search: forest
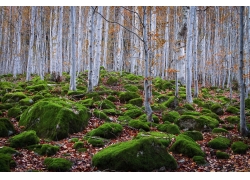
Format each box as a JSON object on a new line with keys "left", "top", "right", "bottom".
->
{"left": 0, "top": 6, "right": 250, "bottom": 172}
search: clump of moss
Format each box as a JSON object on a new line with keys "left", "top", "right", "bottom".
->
{"left": 26, "top": 84, "right": 48, "bottom": 92}
{"left": 0, "top": 118, "right": 15, "bottom": 137}
{"left": 157, "top": 124, "right": 180, "bottom": 135}
{"left": 225, "top": 106, "right": 239, "bottom": 115}
{"left": 87, "top": 123, "right": 123, "bottom": 139}
{"left": 161, "top": 96, "right": 177, "bottom": 108}
{"left": 124, "top": 108, "right": 144, "bottom": 119}
{"left": 193, "top": 156, "right": 206, "bottom": 165}
{"left": 0, "top": 153, "right": 16, "bottom": 172}
{"left": 183, "top": 104, "right": 195, "bottom": 111}
{"left": 245, "top": 98, "right": 250, "bottom": 109}
{"left": 193, "top": 98, "right": 204, "bottom": 106}
{"left": 225, "top": 116, "right": 239, "bottom": 124}
{"left": 9, "top": 130, "right": 39, "bottom": 148}
{"left": 43, "top": 157, "right": 72, "bottom": 172}
{"left": 216, "top": 151, "right": 229, "bottom": 159}
{"left": 85, "top": 92, "right": 101, "bottom": 101}
{"left": 231, "top": 141, "right": 248, "bottom": 154}
{"left": 207, "top": 137, "right": 231, "bottom": 150}
{"left": 106, "top": 76, "right": 118, "bottom": 86}
{"left": 93, "top": 109, "right": 110, "bottom": 121}
{"left": 212, "top": 128, "right": 228, "bottom": 134}
{"left": 19, "top": 98, "right": 34, "bottom": 106}
{"left": 162, "top": 111, "right": 180, "bottom": 123}
{"left": 0, "top": 146, "right": 18, "bottom": 155}
{"left": 117, "top": 115, "right": 132, "bottom": 124}
{"left": 87, "top": 138, "right": 105, "bottom": 147}
{"left": 73, "top": 141, "right": 84, "bottom": 149}
{"left": 124, "top": 84, "right": 139, "bottom": 92}
{"left": 221, "top": 124, "right": 235, "bottom": 130}
{"left": 7, "top": 107, "right": 22, "bottom": 118}
{"left": 2, "top": 92, "right": 27, "bottom": 103}
{"left": 169, "top": 134, "right": 205, "bottom": 158}
{"left": 28, "top": 144, "right": 59, "bottom": 156}
{"left": 210, "top": 104, "right": 224, "bottom": 115}
{"left": 94, "top": 99, "right": 116, "bottom": 109}
{"left": 119, "top": 91, "right": 140, "bottom": 102}
{"left": 92, "top": 137, "right": 177, "bottom": 171}
{"left": 128, "top": 120, "right": 150, "bottom": 131}
{"left": 69, "top": 138, "right": 79, "bottom": 143}
{"left": 137, "top": 114, "right": 159, "bottom": 124}
{"left": 181, "top": 131, "right": 203, "bottom": 141}
{"left": 0, "top": 103, "right": 14, "bottom": 110}
{"left": 79, "top": 98, "right": 94, "bottom": 107}
{"left": 103, "top": 109, "right": 122, "bottom": 116}
{"left": 201, "top": 109, "right": 212, "bottom": 114}
{"left": 129, "top": 98, "right": 143, "bottom": 107}
{"left": 182, "top": 111, "right": 201, "bottom": 116}
{"left": 107, "top": 95, "right": 116, "bottom": 102}
{"left": 155, "top": 95, "right": 169, "bottom": 103}
{"left": 176, "top": 115, "right": 198, "bottom": 130}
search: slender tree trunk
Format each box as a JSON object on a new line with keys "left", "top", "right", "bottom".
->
{"left": 58, "top": 6, "right": 63, "bottom": 78}
{"left": 70, "top": 6, "right": 76, "bottom": 91}
{"left": 202, "top": 8, "right": 206, "bottom": 87}
{"left": 103, "top": 6, "right": 110, "bottom": 69}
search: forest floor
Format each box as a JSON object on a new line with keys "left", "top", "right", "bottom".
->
{"left": 1, "top": 71, "right": 250, "bottom": 172}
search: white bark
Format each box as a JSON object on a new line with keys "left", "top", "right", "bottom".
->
{"left": 116, "top": 7, "right": 124, "bottom": 73}
{"left": 70, "top": 6, "right": 76, "bottom": 91}
{"left": 193, "top": 7, "right": 199, "bottom": 97}
{"left": 103, "top": 6, "right": 110, "bottom": 69}
{"left": 57, "top": 6, "right": 63, "bottom": 77}
{"left": 51, "top": 7, "right": 58, "bottom": 75}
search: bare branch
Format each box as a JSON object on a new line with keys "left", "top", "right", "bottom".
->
{"left": 121, "top": 6, "right": 144, "bottom": 27}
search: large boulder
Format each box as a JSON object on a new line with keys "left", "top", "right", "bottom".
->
{"left": 19, "top": 98, "right": 90, "bottom": 140}
{"left": 0, "top": 118, "right": 15, "bottom": 137}
{"left": 92, "top": 137, "right": 177, "bottom": 171}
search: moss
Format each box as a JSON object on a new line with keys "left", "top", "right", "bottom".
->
{"left": 161, "top": 96, "right": 176, "bottom": 108}
{"left": 106, "top": 76, "right": 118, "bottom": 86}
{"left": 94, "top": 99, "right": 116, "bottom": 109}
{"left": 92, "top": 137, "right": 177, "bottom": 171}
{"left": 169, "top": 134, "right": 205, "bottom": 158}
{"left": 2, "top": 92, "right": 27, "bottom": 103}
{"left": 26, "top": 84, "right": 48, "bottom": 92}
{"left": 43, "top": 157, "right": 72, "bottom": 172}
{"left": 181, "top": 131, "right": 203, "bottom": 141}
{"left": 193, "top": 98, "right": 204, "bottom": 106}
{"left": 28, "top": 144, "right": 59, "bottom": 156}
{"left": 85, "top": 92, "right": 101, "bottom": 101}
{"left": 128, "top": 120, "right": 150, "bottom": 131}
{"left": 73, "top": 141, "right": 84, "bottom": 149}
{"left": 201, "top": 109, "right": 212, "bottom": 114}
{"left": 123, "top": 104, "right": 138, "bottom": 110}
{"left": 9, "top": 130, "right": 39, "bottom": 148}
{"left": 225, "top": 106, "right": 239, "bottom": 115}
{"left": 151, "top": 103, "right": 166, "bottom": 112}
{"left": 19, "top": 98, "right": 34, "bottom": 106}
{"left": 119, "top": 91, "right": 140, "bottom": 102}
{"left": 124, "top": 84, "right": 139, "bottom": 92}
{"left": 221, "top": 124, "right": 235, "bottom": 130}
{"left": 183, "top": 111, "right": 201, "bottom": 116}
{"left": 204, "top": 112, "right": 220, "bottom": 121}
{"left": 137, "top": 114, "right": 159, "bottom": 124}
{"left": 93, "top": 109, "right": 110, "bottom": 121}
{"left": 129, "top": 98, "right": 143, "bottom": 107}
{"left": 0, "top": 153, "right": 16, "bottom": 172}
{"left": 19, "top": 98, "right": 90, "bottom": 140}
{"left": 87, "top": 123, "right": 123, "bottom": 139}
{"left": 0, "top": 146, "right": 18, "bottom": 155}
{"left": 0, "top": 103, "right": 13, "bottom": 110}
{"left": 216, "top": 151, "right": 229, "bottom": 159}
{"left": 156, "top": 95, "right": 169, "bottom": 103}
{"left": 103, "top": 109, "right": 122, "bottom": 116}
{"left": 32, "top": 95, "right": 44, "bottom": 102}
{"left": 183, "top": 103, "right": 195, "bottom": 111}
{"left": 117, "top": 115, "right": 132, "bottom": 124}
{"left": 0, "top": 118, "right": 15, "bottom": 137}
{"left": 176, "top": 115, "right": 198, "bottom": 130}
{"left": 193, "top": 156, "right": 206, "bottom": 165}
{"left": 207, "top": 137, "right": 231, "bottom": 150}
{"left": 157, "top": 124, "right": 180, "bottom": 135}
{"left": 67, "top": 90, "right": 85, "bottom": 96}
{"left": 79, "top": 98, "right": 94, "bottom": 107}
{"left": 225, "top": 116, "right": 239, "bottom": 124}
{"left": 212, "top": 128, "right": 228, "bottom": 134}
{"left": 7, "top": 107, "right": 22, "bottom": 118}
{"left": 87, "top": 138, "right": 105, "bottom": 147}
{"left": 231, "top": 141, "right": 248, "bottom": 154}
{"left": 197, "top": 115, "right": 219, "bottom": 129}
{"left": 69, "top": 138, "right": 79, "bottom": 143}
{"left": 210, "top": 104, "right": 224, "bottom": 115}
{"left": 124, "top": 108, "right": 144, "bottom": 119}
{"left": 107, "top": 95, "right": 117, "bottom": 102}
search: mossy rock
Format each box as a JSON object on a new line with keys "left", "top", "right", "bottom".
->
{"left": 128, "top": 120, "right": 150, "bottom": 131}
{"left": 196, "top": 115, "right": 219, "bottom": 129}
{"left": 94, "top": 99, "right": 116, "bottom": 109}
{"left": 106, "top": 76, "right": 118, "bottom": 86}
{"left": 216, "top": 151, "right": 229, "bottom": 159}
{"left": 107, "top": 95, "right": 117, "bottom": 102}
{"left": 67, "top": 90, "right": 85, "bottom": 96}
{"left": 87, "top": 123, "right": 123, "bottom": 139}
{"left": 161, "top": 96, "right": 177, "bottom": 108}
{"left": 43, "top": 157, "right": 72, "bottom": 172}
{"left": 0, "top": 146, "right": 18, "bottom": 155}
{"left": 231, "top": 141, "right": 249, "bottom": 154}
{"left": 7, "top": 107, "right": 22, "bottom": 118}
{"left": 221, "top": 124, "right": 235, "bottom": 130}
{"left": 79, "top": 98, "right": 94, "bottom": 107}
{"left": 73, "top": 141, "right": 84, "bottom": 149}
{"left": 87, "top": 137, "right": 105, "bottom": 147}
{"left": 9, "top": 130, "right": 39, "bottom": 148}
{"left": 93, "top": 109, "right": 110, "bottom": 121}
{"left": 169, "top": 134, "right": 205, "bottom": 158}
{"left": 2, "top": 92, "right": 27, "bottom": 103}
{"left": 103, "top": 109, "right": 122, "bottom": 116}
{"left": 0, "top": 81, "right": 15, "bottom": 92}
{"left": 119, "top": 91, "right": 140, "bottom": 102}
{"left": 210, "top": 104, "right": 224, "bottom": 115}
{"left": 183, "top": 103, "right": 195, "bottom": 111}
{"left": 181, "top": 131, "right": 203, "bottom": 141}
{"left": 207, "top": 137, "right": 231, "bottom": 150}
{"left": 19, "top": 98, "right": 34, "bottom": 106}
{"left": 176, "top": 115, "right": 198, "bottom": 130}
{"left": 225, "top": 116, "right": 239, "bottom": 124}
{"left": 129, "top": 98, "right": 143, "bottom": 107}
{"left": 117, "top": 115, "right": 132, "bottom": 124}
{"left": 19, "top": 98, "right": 90, "bottom": 140}
{"left": 0, "top": 118, "right": 15, "bottom": 137}
{"left": 92, "top": 137, "right": 177, "bottom": 171}
{"left": 32, "top": 95, "right": 44, "bottom": 102}
{"left": 179, "top": 93, "right": 186, "bottom": 99}
{"left": 201, "top": 109, "right": 212, "bottom": 114}
{"left": 26, "top": 84, "right": 48, "bottom": 92}
{"left": 193, "top": 98, "right": 204, "bottom": 106}
{"left": 193, "top": 156, "right": 206, "bottom": 165}
{"left": 124, "top": 108, "right": 144, "bottom": 119}
{"left": 0, "top": 153, "right": 16, "bottom": 172}
{"left": 155, "top": 95, "right": 169, "bottom": 103}
{"left": 124, "top": 84, "right": 139, "bottom": 92}
{"left": 157, "top": 124, "right": 180, "bottom": 135}
{"left": 162, "top": 111, "right": 180, "bottom": 123}
{"left": 69, "top": 138, "right": 79, "bottom": 143}
{"left": 137, "top": 114, "right": 159, "bottom": 124}
{"left": 85, "top": 92, "right": 101, "bottom": 101}
{"left": 225, "top": 106, "right": 239, "bottom": 115}
{"left": 0, "top": 103, "right": 15, "bottom": 110}
{"left": 204, "top": 112, "right": 220, "bottom": 121}
{"left": 212, "top": 128, "right": 228, "bottom": 134}
{"left": 28, "top": 144, "right": 60, "bottom": 156}
{"left": 182, "top": 111, "right": 201, "bottom": 116}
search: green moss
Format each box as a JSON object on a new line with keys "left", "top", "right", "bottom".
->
{"left": 19, "top": 98, "right": 34, "bottom": 106}
{"left": 28, "top": 144, "right": 59, "bottom": 156}
{"left": 155, "top": 95, "right": 169, "bottom": 103}
{"left": 9, "top": 130, "right": 39, "bottom": 148}
{"left": 193, "top": 98, "right": 204, "bottom": 106}
{"left": 67, "top": 90, "right": 85, "bottom": 96}
{"left": 0, "top": 118, "right": 15, "bottom": 137}
{"left": 208, "top": 137, "right": 231, "bottom": 150}
{"left": 179, "top": 93, "right": 186, "bottom": 99}
{"left": 117, "top": 115, "right": 132, "bottom": 124}
{"left": 79, "top": 98, "right": 94, "bottom": 107}
{"left": 73, "top": 141, "right": 84, "bottom": 149}
{"left": 93, "top": 109, "right": 110, "bottom": 121}
{"left": 43, "top": 157, "right": 72, "bottom": 172}
{"left": 201, "top": 109, "right": 212, "bottom": 114}
{"left": 124, "top": 108, "right": 143, "bottom": 119}
{"left": 221, "top": 124, "right": 235, "bottom": 130}
{"left": 181, "top": 131, "right": 203, "bottom": 141}
{"left": 161, "top": 96, "right": 176, "bottom": 108}
{"left": 92, "top": 137, "right": 177, "bottom": 171}
{"left": 7, "top": 107, "right": 22, "bottom": 118}
{"left": 231, "top": 141, "right": 248, "bottom": 154}
{"left": 225, "top": 116, "right": 239, "bottom": 124}
{"left": 0, "top": 153, "right": 16, "bottom": 172}
{"left": 137, "top": 114, "right": 159, "bottom": 123}
{"left": 2, "top": 92, "right": 27, "bottom": 103}
{"left": 210, "top": 104, "right": 224, "bottom": 115}
{"left": 225, "top": 106, "right": 239, "bottom": 115}
{"left": 183, "top": 103, "right": 195, "bottom": 111}
{"left": 183, "top": 111, "right": 201, "bottom": 116}
{"left": 197, "top": 115, "right": 219, "bottom": 129}
{"left": 0, "top": 103, "right": 14, "bottom": 110}
{"left": 193, "top": 156, "right": 206, "bottom": 165}
{"left": 157, "top": 124, "right": 180, "bottom": 135}
{"left": 128, "top": 120, "right": 150, "bottom": 131}
{"left": 216, "top": 151, "right": 229, "bottom": 159}
{"left": 87, "top": 138, "right": 105, "bottom": 147}
{"left": 94, "top": 99, "right": 116, "bottom": 109}
{"left": 162, "top": 111, "right": 180, "bottom": 123}
{"left": 103, "top": 109, "right": 122, "bottom": 116}
{"left": 69, "top": 138, "right": 79, "bottom": 143}
{"left": 124, "top": 84, "right": 139, "bottom": 92}
{"left": 32, "top": 95, "right": 44, "bottom": 102}
{"left": 87, "top": 123, "right": 123, "bottom": 139}
{"left": 119, "top": 91, "right": 140, "bottom": 102}
{"left": 169, "top": 134, "right": 205, "bottom": 158}
{"left": 212, "top": 128, "right": 228, "bottom": 134}
{"left": 129, "top": 98, "right": 143, "bottom": 107}
{"left": 106, "top": 76, "right": 118, "bottom": 86}
{"left": 107, "top": 95, "right": 117, "bottom": 102}
{"left": 176, "top": 115, "right": 198, "bottom": 130}
{"left": 26, "top": 84, "right": 48, "bottom": 92}
{"left": 19, "top": 98, "right": 90, "bottom": 140}
{"left": 85, "top": 92, "right": 101, "bottom": 101}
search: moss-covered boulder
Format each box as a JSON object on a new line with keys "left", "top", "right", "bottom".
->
{"left": 193, "top": 156, "right": 206, "bottom": 165}
{"left": 2, "top": 92, "right": 27, "bottom": 103}
{"left": 79, "top": 98, "right": 94, "bottom": 107}
{"left": 225, "top": 116, "right": 239, "bottom": 124}
{"left": 129, "top": 98, "right": 143, "bottom": 107}
{"left": 87, "top": 137, "right": 105, "bottom": 147}
{"left": 124, "top": 84, "right": 139, "bottom": 92}
{"left": 210, "top": 104, "right": 224, "bottom": 115}
{"left": 0, "top": 153, "right": 16, "bottom": 172}
{"left": 161, "top": 96, "right": 176, "bottom": 108}
{"left": 106, "top": 76, "right": 118, "bottom": 86}
{"left": 124, "top": 108, "right": 144, "bottom": 119}
{"left": 137, "top": 114, "right": 159, "bottom": 123}
{"left": 207, "top": 137, "right": 231, "bottom": 150}
{"left": 212, "top": 128, "right": 228, "bottom": 134}
{"left": 73, "top": 141, "right": 84, "bottom": 149}
{"left": 162, "top": 111, "right": 180, "bottom": 123}
{"left": 19, "top": 98, "right": 34, "bottom": 106}
{"left": 119, "top": 91, "right": 140, "bottom": 102}
{"left": 157, "top": 124, "right": 180, "bottom": 135}
{"left": 94, "top": 99, "right": 116, "bottom": 109}
{"left": 28, "top": 144, "right": 60, "bottom": 156}
{"left": 225, "top": 106, "right": 239, "bottom": 115}
{"left": 7, "top": 107, "right": 22, "bottom": 118}
{"left": 19, "top": 98, "right": 90, "bottom": 140}
{"left": 245, "top": 98, "right": 250, "bottom": 109}
{"left": 9, "top": 130, "right": 39, "bottom": 148}
{"left": 26, "top": 84, "right": 48, "bottom": 92}
{"left": 183, "top": 103, "right": 195, "bottom": 111}
{"left": 0, "top": 118, "right": 15, "bottom": 137}
{"left": 0, "top": 146, "right": 18, "bottom": 155}
{"left": 216, "top": 151, "right": 229, "bottom": 159}
{"left": 92, "top": 137, "right": 177, "bottom": 171}
{"left": 93, "top": 109, "right": 110, "bottom": 121}
{"left": 231, "top": 141, "right": 248, "bottom": 154}
{"left": 103, "top": 109, "right": 122, "bottom": 116}
{"left": 181, "top": 131, "right": 203, "bottom": 141}
{"left": 169, "top": 134, "right": 205, "bottom": 158}
{"left": 176, "top": 115, "right": 198, "bottom": 130}
{"left": 43, "top": 157, "right": 72, "bottom": 172}
{"left": 128, "top": 120, "right": 150, "bottom": 131}
{"left": 87, "top": 123, "right": 123, "bottom": 139}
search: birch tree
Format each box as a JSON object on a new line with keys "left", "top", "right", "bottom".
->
{"left": 70, "top": 6, "right": 76, "bottom": 91}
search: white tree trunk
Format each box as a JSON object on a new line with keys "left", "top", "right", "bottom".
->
{"left": 51, "top": 7, "right": 58, "bottom": 75}
{"left": 193, "top": 7, "right": 199, "bottom": 97}
{"left": 116, "top": 7, "right": 124, "bottom": 73}
{"left": 70, "top": 6, "right": 76, "bottom": 91}
{"left": 57, "top": 6, "right": 63, "bottom": 77}
{"left": 103, "top": 6, "right": 110, "bottom": 69}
